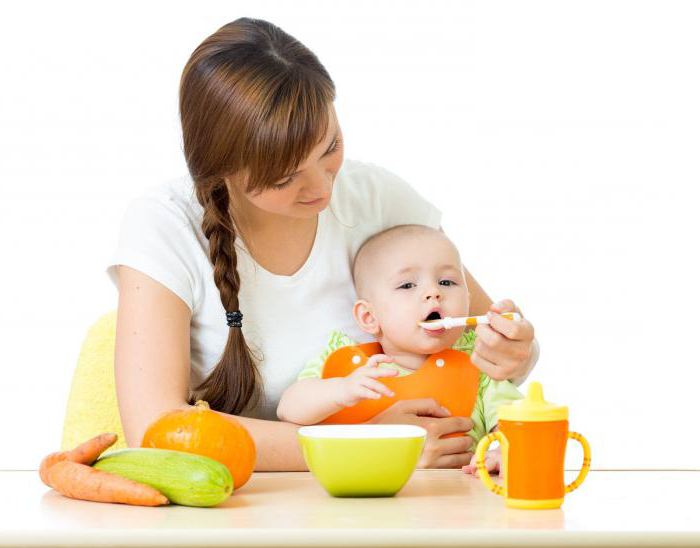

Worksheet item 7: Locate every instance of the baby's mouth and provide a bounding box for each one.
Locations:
[420,310,446,335]
[423,311,442,322]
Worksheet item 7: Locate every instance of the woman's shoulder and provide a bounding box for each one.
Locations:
[122,175,203,231]
[334,158,407,198]
[331,158,442,231]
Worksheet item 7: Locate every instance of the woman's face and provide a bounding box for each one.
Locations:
[234,106,344,221]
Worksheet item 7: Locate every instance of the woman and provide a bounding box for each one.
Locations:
[110,17,538,470]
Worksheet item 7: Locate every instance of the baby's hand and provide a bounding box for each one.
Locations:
[462,448,502,477]
[334,354,399,408]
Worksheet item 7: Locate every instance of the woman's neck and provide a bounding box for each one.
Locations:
[230,202,318,251]
[225,201,319,276]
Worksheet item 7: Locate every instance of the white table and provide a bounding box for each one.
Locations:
[1,470,698,547]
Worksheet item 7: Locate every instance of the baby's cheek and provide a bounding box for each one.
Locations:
[388,322,424,352]
[376,313,413,347]
[391,306,417,331]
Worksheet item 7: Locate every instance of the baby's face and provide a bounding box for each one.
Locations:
[360,232,470,355]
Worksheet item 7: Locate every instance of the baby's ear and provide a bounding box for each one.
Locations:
[352,299,381,336]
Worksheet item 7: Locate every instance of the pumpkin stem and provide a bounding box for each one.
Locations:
[195,400,211,410]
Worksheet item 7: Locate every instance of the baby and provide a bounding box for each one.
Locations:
[277,224,523,473]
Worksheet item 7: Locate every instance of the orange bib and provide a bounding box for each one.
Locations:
[319,342,481,426]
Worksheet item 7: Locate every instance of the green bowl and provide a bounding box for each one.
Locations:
[297,424,426,497]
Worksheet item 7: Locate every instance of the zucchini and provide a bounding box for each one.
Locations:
[94,448,233,507]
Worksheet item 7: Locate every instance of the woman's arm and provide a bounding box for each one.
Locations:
[220,414,307,471]
[114,266,191,446]
[463,266,493,315]
[114,265,307,471]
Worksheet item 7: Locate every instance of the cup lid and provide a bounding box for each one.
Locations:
[498,381,568,422]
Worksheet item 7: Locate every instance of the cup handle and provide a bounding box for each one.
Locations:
[564,431,591,494]
[475,431,506,497]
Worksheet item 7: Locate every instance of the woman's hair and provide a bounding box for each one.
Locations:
[179,17,336,415]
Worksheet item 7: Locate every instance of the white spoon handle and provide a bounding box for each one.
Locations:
[419,312,522,330]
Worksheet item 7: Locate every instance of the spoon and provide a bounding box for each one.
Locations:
[418,312,522,330]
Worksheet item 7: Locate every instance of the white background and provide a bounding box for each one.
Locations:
[1,1,698,470]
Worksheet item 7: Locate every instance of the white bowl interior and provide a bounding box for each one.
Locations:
[298,424,426,439]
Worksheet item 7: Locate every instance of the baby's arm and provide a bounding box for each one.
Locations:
[276,354,399,425]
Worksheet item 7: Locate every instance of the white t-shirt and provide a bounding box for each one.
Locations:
[107,158,442,421]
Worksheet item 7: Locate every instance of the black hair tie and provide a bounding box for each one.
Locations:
[226,310,243,328]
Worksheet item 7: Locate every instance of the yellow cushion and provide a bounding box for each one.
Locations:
[61,310,128,451]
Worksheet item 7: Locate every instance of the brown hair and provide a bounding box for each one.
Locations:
[179,18,336,414]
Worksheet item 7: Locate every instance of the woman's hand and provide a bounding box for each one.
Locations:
[471,299,537,381]
[368,399,474,468]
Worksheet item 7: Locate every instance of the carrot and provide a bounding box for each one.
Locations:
[66,432,118,465]
[47,461,169,507]
[39,433,117,487]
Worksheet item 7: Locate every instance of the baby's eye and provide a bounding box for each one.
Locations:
[398,282,415,290]
[439,280,457,286]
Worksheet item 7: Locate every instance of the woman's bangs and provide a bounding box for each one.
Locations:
[244,78,334,193]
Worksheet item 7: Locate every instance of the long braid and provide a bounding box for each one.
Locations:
[179,17,336,416]
[192,179,261,414]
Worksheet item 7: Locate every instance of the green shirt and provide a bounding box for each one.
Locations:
[297,329,523,446]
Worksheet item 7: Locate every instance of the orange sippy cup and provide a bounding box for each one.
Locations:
[474,382,591,509]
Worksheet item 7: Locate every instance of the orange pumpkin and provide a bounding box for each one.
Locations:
[141,400,256,489]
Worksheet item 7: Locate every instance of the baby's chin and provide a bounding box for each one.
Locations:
[383,332,453,356]
[416,338,452,355]
[421,331,465,354]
